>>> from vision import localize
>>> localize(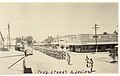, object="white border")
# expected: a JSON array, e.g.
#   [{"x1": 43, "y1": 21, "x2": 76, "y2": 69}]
[
  {"x1": 0, "y1": 0, "x2": 119, "y2": 76},
  {"x1": 0, "y1": 0, "x2": 119, "y2": 2}
]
